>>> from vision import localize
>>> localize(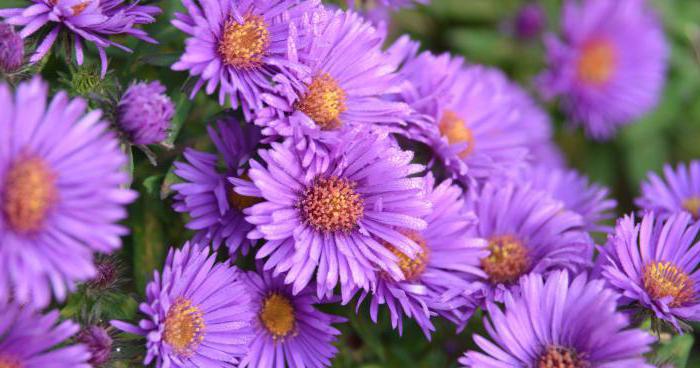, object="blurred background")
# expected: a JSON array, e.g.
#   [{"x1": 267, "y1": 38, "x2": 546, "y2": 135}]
[{"x1": 4, "y1": 0, "x2": 699, "y2": 366}]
